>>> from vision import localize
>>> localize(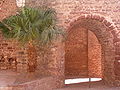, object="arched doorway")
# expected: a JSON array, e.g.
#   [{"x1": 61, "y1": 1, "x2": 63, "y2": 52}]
[
  {"x1": 65, "y1": 15, "x2": 115, "y2": 86},
  {"x1": 65, "y1": 27, "x2": 102, "y2": 84}
]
